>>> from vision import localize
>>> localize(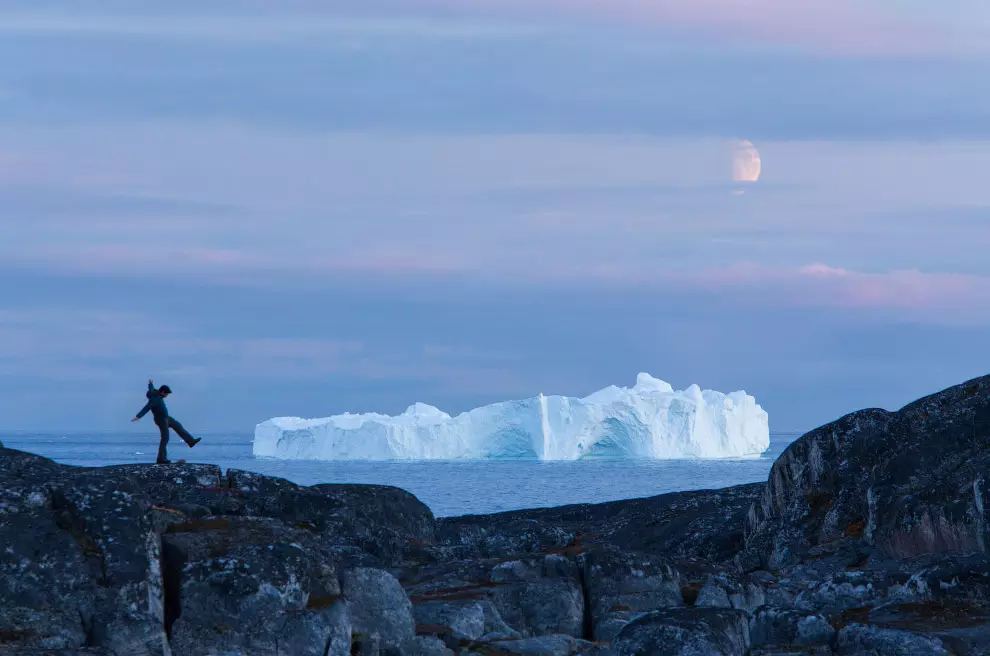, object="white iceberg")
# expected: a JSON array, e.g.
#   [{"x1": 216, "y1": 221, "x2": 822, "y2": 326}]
[{"x1": 253, "y1": 373, "x2": 769, "y2": 461}]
